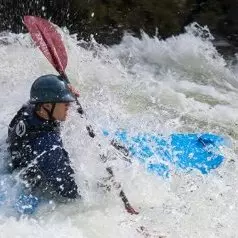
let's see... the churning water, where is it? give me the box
[0,23,238,237]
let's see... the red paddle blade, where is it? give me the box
[23,16,68,77]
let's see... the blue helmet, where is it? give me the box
[29,74,75,104]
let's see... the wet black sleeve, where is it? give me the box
[36,146,80,199]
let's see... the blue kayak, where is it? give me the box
[0,131,229,215]
[0,175,40,216]
[105,130,229,177]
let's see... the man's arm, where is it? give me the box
[35,145,80,199]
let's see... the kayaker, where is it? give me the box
[7,74,80,201]
[6,74,138,214]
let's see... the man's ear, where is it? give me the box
[42,103,52,110]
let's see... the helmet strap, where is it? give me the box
[43,103,56,121]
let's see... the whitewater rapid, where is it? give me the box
[0,24,238,237]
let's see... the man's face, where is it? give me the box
[53,102,71,121]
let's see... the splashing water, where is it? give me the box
[0,24,238,237]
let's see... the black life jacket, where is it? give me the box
[7,103,60,171]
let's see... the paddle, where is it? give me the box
[23,15,138,215]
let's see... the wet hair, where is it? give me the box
[34,103,56,120]
[34,103,43,112]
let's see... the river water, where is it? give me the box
[0,23,237,238]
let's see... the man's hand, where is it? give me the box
[68,84,80,97]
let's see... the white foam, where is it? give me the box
[0,24,238,237]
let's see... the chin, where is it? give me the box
[57,116,67,121]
